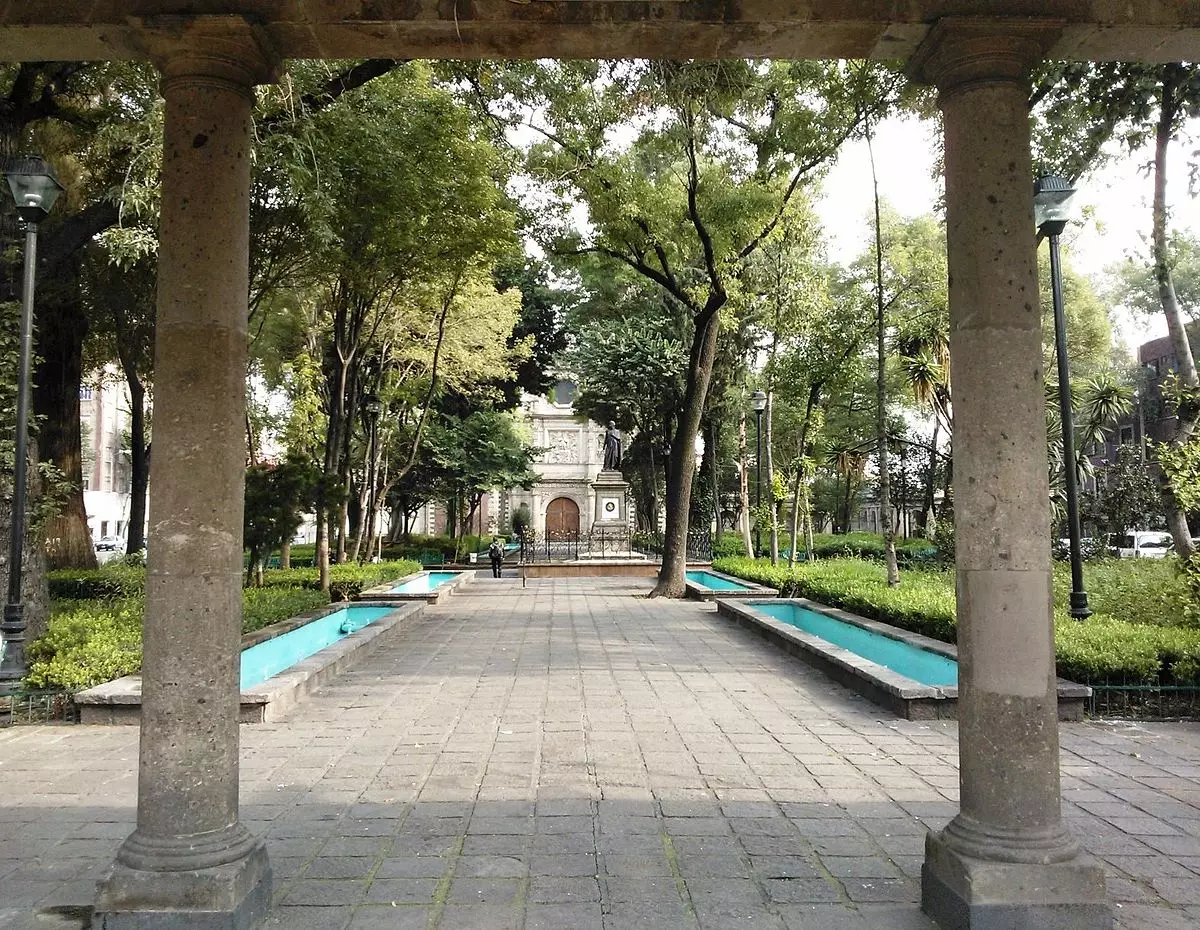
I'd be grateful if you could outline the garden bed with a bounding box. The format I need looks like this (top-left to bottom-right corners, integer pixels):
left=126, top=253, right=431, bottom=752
left=713, top=554, right=1200, bottom=717
left=716, top=597, right=1088, bottom=720
left=75, top=600, right=425, bottom=724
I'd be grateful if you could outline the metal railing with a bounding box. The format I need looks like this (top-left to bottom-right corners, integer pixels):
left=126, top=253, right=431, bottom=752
left=0, top=688, right=78, bottom=727
left=515, top=528, right=638, bottom=563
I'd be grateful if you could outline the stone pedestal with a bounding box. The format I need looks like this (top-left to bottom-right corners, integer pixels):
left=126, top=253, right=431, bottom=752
left=94, top=17, right=279, bottom=930
left=590, top=470, right=629, bottom=534
left=908, top=18, right=1109, bottom=930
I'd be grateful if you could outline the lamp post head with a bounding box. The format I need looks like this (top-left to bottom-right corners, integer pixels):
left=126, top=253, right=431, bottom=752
left=363, top=394, right=381, bottom=419
left=750, top=390, right=767, bottom=413
left=1033, top=174, right=1077, bottom=237
left=4, top=155, right=64, bottom=225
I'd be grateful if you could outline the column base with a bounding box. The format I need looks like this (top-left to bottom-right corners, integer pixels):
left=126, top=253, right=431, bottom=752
left=921, top=831, right=1110, bottom=930
left=94, top=837, right=271, bottom=930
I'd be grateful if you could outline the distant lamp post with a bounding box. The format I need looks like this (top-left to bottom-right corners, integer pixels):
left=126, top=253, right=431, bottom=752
left=1, top=156, right=65, bottom=682
left=362, top=394, right=382, bottom=563
left=1034, top=174, right=1090, bottom=620
left=751, top=391, right=767, bottom=559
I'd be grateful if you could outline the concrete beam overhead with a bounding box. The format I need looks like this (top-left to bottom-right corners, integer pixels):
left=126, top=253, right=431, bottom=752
left=1, top=1, right=1199, bottom=62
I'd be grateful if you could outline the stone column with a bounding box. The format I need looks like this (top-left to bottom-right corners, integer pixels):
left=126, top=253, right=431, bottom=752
left=95, top=18, right=279, bottom=930
left=908, top=19, right=1109, bottom=930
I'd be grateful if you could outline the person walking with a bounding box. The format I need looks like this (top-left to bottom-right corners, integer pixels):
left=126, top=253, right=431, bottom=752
left=488, top=537, right=504, bottom=578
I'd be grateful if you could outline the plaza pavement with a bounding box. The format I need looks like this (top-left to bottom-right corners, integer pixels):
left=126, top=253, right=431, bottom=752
left=1, top=575, right=1198, bottom=930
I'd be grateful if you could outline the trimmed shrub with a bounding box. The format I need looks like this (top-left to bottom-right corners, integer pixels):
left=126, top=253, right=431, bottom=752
left=260, top=559, right=421, bottom=601
left=25, top=599, right=144, bottom=691
left=29, top=584, right=332, bottom=690
left=242, top=587, right=329, bottom=634
left=47, top=564, right=146, bottom=600
left=711, top=535, right=747, bottom=559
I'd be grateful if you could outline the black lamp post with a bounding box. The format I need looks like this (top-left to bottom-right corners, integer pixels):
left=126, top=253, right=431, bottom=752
left=751, top=390, right=767, bottom=559
left=1, top=156, right=65, bottom=683
left=362, top=394, right=381, bottom=563
left=1034, top=174, right=1090, bottom=620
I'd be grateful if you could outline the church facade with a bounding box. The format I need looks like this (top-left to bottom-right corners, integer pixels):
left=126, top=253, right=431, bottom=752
left=500, top=379, right=624, bottom=539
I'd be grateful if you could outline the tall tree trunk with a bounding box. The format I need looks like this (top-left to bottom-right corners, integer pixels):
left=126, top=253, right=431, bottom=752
left=788, top=385, right=819, bottom=566
left=125, top=378, right=148, bottom=553
left=708, top=420, right=721, bottom=543
left=316, top=504, right=330, bottom=594
left=919, top=420, right=940, bottom=537
left=652, top=298, right=724, bottom=597
left=1152, top=66, right=1198, bottom=557
left=32, top=270, right=97, bottom=570
left=867, top=117, right=899, bottom=586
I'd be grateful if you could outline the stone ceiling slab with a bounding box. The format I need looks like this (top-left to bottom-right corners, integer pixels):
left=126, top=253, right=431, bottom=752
left=0, top=2, right=1198, bottom=62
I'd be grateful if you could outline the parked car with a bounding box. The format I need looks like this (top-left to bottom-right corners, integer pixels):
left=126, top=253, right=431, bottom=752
left=1106, top=531, right=1172, bottom=559
left=95, top=536, right=123, bottom=552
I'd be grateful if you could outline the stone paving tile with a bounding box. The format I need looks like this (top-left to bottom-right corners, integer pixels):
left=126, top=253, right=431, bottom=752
left=2, top=577, right=1200, bottom=929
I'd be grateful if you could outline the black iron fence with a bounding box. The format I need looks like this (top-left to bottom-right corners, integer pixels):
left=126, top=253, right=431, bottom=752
left=0, top=688, right=78, bottom=727
left=515, top=528, right=635, bottom=563
left=1086, top=683, right=1200, bottom=721
left=513, top=528, right=712, bottom=563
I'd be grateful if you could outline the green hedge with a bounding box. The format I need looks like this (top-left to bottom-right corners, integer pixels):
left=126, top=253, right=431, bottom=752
left=50, top=558, right=423, bottom=603
left=26, top=585, right=329, bottom=691
left=259, top=559, right=421, bottom=600
left=713, top=556, right=1200, bottom=686
left=48, top=564, right=146, bottom=600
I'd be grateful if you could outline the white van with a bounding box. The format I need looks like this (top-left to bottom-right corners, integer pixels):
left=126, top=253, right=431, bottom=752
left=1107, top=531, right=1173, bottom=559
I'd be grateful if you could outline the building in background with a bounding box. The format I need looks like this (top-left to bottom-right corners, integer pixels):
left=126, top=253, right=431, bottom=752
left=80, top=370, right=134, bottom=546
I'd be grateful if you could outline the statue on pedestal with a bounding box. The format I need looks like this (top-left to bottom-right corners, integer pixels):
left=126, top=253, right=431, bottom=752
left=602, top=421, right=622, bottom=471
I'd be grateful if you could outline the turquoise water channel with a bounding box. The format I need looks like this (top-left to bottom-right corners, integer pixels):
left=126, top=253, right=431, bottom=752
left=755, top=602, right=958, bottom=687
left=686, top=570, right=752, bottom=592
left=388, top=571, right=462, bottom=594
left=240, top=605, right=394, bottom=689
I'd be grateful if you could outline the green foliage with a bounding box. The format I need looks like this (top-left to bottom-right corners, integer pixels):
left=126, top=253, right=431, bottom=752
left=711, top=535, right=747, bottom=559
left=47, top=564, right=146, bottom=600
left=1082, top=445, right=1163, bottom=537
left=241, top=587, right=329, bottom=635
left=25, top=599, right=144, bottom=691
left=713, top=555, right=1200, bottom=685
left=27, top=583, right=329, bottom=690
left=244, top=456, right=321, bottom=580
left=1108, top=233, right=1200, bottom=322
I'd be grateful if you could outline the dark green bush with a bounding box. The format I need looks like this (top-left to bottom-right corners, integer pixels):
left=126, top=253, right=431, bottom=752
left=713, top=555, right=1200, bottom=686
left=260, top=559, right=421, bottom=600
left=242, top=587, right=329, bottom=634
left=711, top=535, right=747, bottom=559
left=29, top=584, right=334, bottom=690
left=380, top=535, right=486, bottom=561
left=48, top=564, right=146, bottom=600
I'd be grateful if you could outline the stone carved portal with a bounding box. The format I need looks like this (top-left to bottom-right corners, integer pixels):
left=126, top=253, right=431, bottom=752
left=545, top=497, right=580, bottom=538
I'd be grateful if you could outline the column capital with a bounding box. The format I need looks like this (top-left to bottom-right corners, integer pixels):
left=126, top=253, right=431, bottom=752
left=907, top=17, right=1064, bottom=98
left=132, top=14, right=283, bottom=90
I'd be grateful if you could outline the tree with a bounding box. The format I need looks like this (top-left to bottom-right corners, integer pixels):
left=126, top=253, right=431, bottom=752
left=427, top=410, right=539, bottom=556
left=1082, top=445, right=1163, bottom=539
left=487, top=59, right=901, bottom=595
left=83, top=248, right=155, bottom=554
left=284, top=64, right=519, bottom=587
left=1109, top=231, right=1200, bottom=322
left=1031, top=61, right=1200, bottom=555
left=243, top=457, right=320, bottom=587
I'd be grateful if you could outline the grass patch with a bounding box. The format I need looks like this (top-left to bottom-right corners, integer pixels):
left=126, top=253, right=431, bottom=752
left=713, top=555, right=1200, bottom=686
